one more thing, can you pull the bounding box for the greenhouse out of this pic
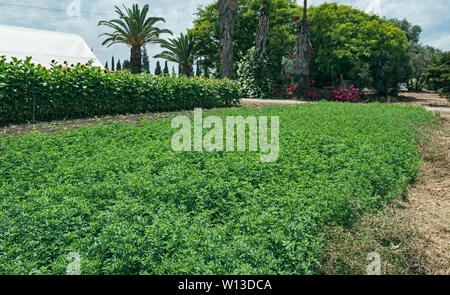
[0,24,102,68]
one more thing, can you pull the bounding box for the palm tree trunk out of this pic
[293,0,312,83]
[256,0,270,59]
[130,45,142,74]
[180,64,192,77]
[218,0,238,79]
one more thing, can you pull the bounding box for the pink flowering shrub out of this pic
[268,77,362,103]
[327,84,361,102]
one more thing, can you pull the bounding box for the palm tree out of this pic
[256,0,270,59]
[154,33,199,76]
[218,0,238,78]
[98,4,172,74]
[293,0,312,82]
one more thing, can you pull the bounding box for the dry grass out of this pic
[318,203,428,275]
[409,113,450,274]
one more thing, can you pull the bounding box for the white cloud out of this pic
[427,34,450,51]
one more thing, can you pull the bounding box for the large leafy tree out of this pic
[406,44,442,90]
[390,18,441,91]
[154,33,200,76]
[307,3,409,95]
[98,4,172,74]
[218,0,238,78]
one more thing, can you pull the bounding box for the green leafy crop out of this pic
[0,102,435,274]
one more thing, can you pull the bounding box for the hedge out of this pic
[0,57,241,125]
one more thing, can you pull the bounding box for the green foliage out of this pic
[154,33,200,76]
[142,47,150,74]
[163,61,169,75]
[308,3,409,95]
[111,56,115,71]
[154,60,162,75]
[97,4,172,73]
[237,46,276,98]
[98,4,172,48]
[422,52,450,98]
[122,60,130,70]
[190,0,299,77]
[0,57,241,125]
[388,18,442,92]
[405,43,442,91]
[389,18,422,44]
[0,103,434,274]
[116,59,122,71]
[192,2,410,96]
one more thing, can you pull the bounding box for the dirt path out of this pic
[391,92,449,274]
[412,112,450,274]
[398,92,449,274]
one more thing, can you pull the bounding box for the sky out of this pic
[0,0,449,72]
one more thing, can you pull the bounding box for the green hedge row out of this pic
[0,57,241,125]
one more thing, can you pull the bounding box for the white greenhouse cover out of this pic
[0,24,103,68]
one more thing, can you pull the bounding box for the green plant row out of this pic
[0,57,241,125]
[0,102,435,274]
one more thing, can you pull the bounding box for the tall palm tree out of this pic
[218,0,238,78]
[293,0,312,82]
[256,0,270,59]
[154,33,199,76]
[98,4,172,74]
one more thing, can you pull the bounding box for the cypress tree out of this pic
[142,47,150,73]
[163,61,169,75]
[123,60,130,70]
[117,59,122,71]
[105,61,109,69]
[111,56,115,71]
[154,61,162,75]
[195,63,202,77]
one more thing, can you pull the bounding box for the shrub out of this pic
[0,103,435,274]
[268,76,362,103]
[237,47,276,98]
[0,57,241,125]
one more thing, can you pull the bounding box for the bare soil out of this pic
[395,90,450,108]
